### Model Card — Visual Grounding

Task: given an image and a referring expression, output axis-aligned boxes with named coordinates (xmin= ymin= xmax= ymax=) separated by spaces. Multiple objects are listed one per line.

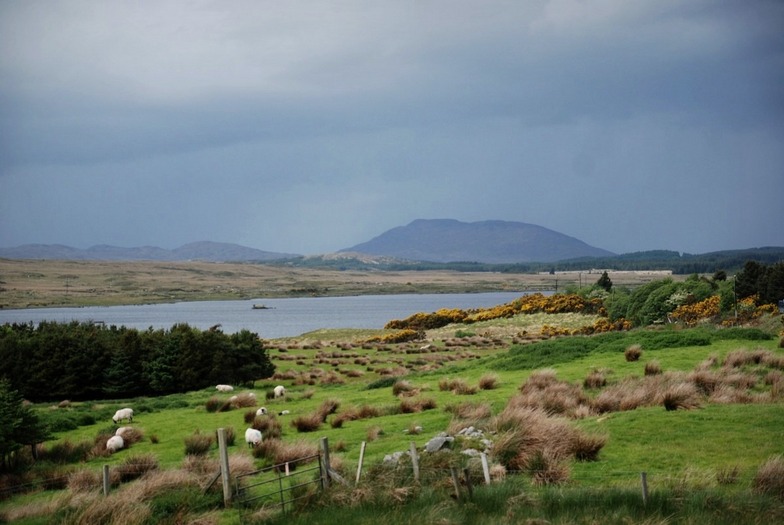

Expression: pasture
xmin=1 ymin=312 xmax=783 ymax=524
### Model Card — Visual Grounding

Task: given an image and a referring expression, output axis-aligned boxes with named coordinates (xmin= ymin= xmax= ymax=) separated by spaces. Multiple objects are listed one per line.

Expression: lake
xmin=0 ymin=292 xmax=541 ymax=339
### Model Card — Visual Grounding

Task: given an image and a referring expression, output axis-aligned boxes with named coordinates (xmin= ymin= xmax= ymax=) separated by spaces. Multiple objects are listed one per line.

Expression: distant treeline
xmin=272 ymin=247 xmax=784 ymax=275
xmin=0 ymin=322 xmax=275 ymax=403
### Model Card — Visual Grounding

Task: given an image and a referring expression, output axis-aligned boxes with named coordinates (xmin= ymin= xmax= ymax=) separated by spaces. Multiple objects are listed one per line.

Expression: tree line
xmin=0 ymin=322 xmax=275 ymax=403
xmin=274 ymin=247 xmax=784 ymax=275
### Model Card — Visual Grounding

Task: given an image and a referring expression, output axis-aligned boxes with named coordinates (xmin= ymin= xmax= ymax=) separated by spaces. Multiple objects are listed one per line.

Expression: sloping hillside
xmin=0 ymin=241 xmax=298 ymax=262
xmin=341 ymin=219 xmax=615 ymax=263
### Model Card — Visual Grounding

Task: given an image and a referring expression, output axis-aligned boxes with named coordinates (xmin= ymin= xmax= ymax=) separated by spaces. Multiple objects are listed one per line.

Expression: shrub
xmin=118 ymin=427 xmax=144 ymax=447
xmin=392 ymin=380 xmax=414 ymax=396
xmin=440 ymin=378 xmax=477 ymax=395
xmin=244 ymin=409 xmax=257 ymax=424
xmin=291 ymin=414 xmax=322 ymax=432
xmin=205 ymin=397 xmax=223 ymax=413
xmin=365 ymin=376 xmax=398 ymax=390
xmin=571 ymin=433 xmax=607 ymax=461
xmin=68 ymin=468 xmax=100 ymax=492
xmin=752 ymin=455 xmax=784 ymax=499
xmin=644 ymin=360 xmax=663 ymax=376
xmin=39 ymin=439 xmax=92 ymax=464
xmin=583 ymin=370 xmax=607 ymax=389
xmin=478 ymin=374 xmax=499 ymax=390
xmin=270 ymin=439 xmax=319 ymax=468
xmin=232 ymin=392 xmax=258 ymax=408
xmin=253 ymin=415 xmax=283 ymax=440
xmin=625 ymin=344 xmax=642 ymax=362
xmin=526 ymin=450 xmax=570 ymax=486
xmin=115 ymin=453 xmax=159 ymax=483
xmin=317 ymin=399 xmax=340 ymax=422
xmin=184 ymin=431 xmax=214 ymax=456
xmin=366 ymin=426 xmax=384 ymax=441
xmin=661 ymin=382 xmax=701 ymax=411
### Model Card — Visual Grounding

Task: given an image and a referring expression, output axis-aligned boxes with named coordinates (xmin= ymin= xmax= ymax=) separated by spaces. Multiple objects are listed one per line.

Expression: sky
xmin=1 ymin=1 xmax=783 ymax=257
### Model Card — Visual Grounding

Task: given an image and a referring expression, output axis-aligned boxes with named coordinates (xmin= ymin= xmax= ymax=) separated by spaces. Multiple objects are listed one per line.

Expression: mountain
xmin=0 ymin=241 xmax=298 ymax=262
xmin=340 ymin=219 xmax=615 ymax=263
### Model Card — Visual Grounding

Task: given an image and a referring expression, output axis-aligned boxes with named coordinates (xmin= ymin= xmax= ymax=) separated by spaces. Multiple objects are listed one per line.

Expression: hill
xmin=0 ymin=241 xmax=298 ymax=262
xmin=340 ymin=219 xmax=615 ymax=263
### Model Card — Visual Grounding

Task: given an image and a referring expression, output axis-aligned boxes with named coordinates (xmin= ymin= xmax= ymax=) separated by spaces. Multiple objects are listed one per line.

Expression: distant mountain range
xmin=341 ymin=219 xmax=615 ymax=263
xmin=0 ymin=241 xmax=298 ymax=262
xmin=3 ymin=220 xmax=781 ymax=270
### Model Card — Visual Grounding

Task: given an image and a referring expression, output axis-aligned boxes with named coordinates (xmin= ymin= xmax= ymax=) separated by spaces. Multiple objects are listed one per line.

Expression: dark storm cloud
xmin=1 ymin=1 xmax=782 ymax=254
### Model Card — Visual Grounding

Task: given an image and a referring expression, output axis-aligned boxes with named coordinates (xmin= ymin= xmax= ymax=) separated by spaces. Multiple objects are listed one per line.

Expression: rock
xmin=424 ymin=435 xmax=454 ymax=453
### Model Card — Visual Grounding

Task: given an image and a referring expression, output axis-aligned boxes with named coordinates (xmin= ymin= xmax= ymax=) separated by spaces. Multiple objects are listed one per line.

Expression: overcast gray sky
xmin=1 ymin=1 xmax=782 ymax=256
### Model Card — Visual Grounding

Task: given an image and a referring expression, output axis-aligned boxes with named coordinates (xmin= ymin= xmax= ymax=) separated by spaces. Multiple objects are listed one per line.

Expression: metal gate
xmin=235 ymin=453 xmax=324 ymax=520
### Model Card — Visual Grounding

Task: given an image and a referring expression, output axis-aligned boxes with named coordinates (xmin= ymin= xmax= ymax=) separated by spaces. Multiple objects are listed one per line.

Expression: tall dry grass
xmin=752 ymin=455 xmax=784 ymax=499
xmin=489 ymin=405 xmax=606 ymax=481
xmin=517 ymin=370 xmax=591 ymax=418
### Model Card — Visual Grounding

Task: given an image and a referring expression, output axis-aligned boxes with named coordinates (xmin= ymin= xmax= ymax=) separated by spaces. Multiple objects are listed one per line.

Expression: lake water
xmin=0 ymin=292 xmax=539 ymax=339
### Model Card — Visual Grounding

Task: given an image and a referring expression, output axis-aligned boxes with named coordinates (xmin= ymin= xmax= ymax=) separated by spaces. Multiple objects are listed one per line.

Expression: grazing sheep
xmin=245 ymin=428 xmax=262 ymax=447
xmin=112 ymin=408 xmax=134 ymax=424
xmin=278 ymin=410 xmax=290 ymax=416
xmin=273 ymin=385 xmax=286 ymax=398
xmin=216 ymin=384 xmax=234 ymax=393
xmin=115 ymin=427 xmax=131 ymax=436
xmin=256 ymin=407 xmax=268 ymax=417
xmin=106 ymin=435 xmax=124 ymax=453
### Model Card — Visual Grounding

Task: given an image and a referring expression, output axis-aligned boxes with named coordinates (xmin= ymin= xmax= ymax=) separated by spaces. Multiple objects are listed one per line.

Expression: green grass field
xmin=2 ymin=319 xmax=783 ymax=524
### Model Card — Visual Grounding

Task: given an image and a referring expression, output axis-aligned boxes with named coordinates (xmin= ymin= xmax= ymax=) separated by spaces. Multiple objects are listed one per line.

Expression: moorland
xmin=0 ymin=258 xmax=673 ymax=309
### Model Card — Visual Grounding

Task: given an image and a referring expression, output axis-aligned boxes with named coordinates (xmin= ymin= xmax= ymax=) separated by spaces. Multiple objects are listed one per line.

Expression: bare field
xmin=0 ymin=259 xmax=677 ymax=309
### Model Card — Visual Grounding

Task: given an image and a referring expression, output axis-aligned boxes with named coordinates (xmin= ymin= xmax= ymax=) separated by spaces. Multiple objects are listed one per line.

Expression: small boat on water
xmin=252 ymin=304 xmax=273 ymax=310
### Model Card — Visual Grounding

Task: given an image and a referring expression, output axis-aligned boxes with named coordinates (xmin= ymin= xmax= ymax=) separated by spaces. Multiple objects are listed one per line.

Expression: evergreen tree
xmin=596 ymin=271 xmax=613 ymax=292
xmin=0 ymin=379 xmax=51 ymax=470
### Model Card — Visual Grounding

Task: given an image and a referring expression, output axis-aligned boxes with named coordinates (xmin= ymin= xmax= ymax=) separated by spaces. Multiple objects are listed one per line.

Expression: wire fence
xmin=0 ymin=434 xmax=775 ymax=518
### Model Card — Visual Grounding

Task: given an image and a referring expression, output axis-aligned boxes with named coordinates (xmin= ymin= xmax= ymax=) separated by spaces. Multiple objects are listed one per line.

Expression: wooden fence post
xmin=640 ymin=472 xmax=649 ymax=506
xmin=463 ymin=468 xmax=473 ymax=499
xmin=320 ymin=437 xmax=331 ymax=489
xmin=102 ymin=465 xmax=110 ymax=496
xmin=217 ymin=428 xmax=232 ymax=507
xmin=356 ymin=441 xmax=367 ymax=484
xmin=480 ymin=452 xmax=491 ymax=485
xmin=450 ymin=468 xmax=462 ymax=501
xmin=409 ymin=442 xmax=420 ymax=483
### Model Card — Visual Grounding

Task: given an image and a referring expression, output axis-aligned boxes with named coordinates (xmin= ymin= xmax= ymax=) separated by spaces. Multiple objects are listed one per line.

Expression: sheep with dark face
xmin=256 ymin=407 xmax=267 ymax=417
xmin=273 ymin=385 xmax=286 ymax=398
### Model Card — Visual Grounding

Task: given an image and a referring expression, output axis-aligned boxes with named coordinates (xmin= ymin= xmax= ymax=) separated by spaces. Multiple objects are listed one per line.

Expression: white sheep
xmin=273 ymin=385 xmax=286 ymax=399
xmin=216 ymin=384 xmax=234 ymax=393
xmin=115 ymin=426 xmax=131 ymax=436
xmin=256 ymin=407 xmax=267 ymax=417
xmin=278 ymin=410 xmax=290 ymax=416
xmin=106 ymin=435 xmax=124 ymax=453
xmin=112 ymin=408 xmax=133 ymax=424
xmin=245 ymin=428 xmax=262 ymax=447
